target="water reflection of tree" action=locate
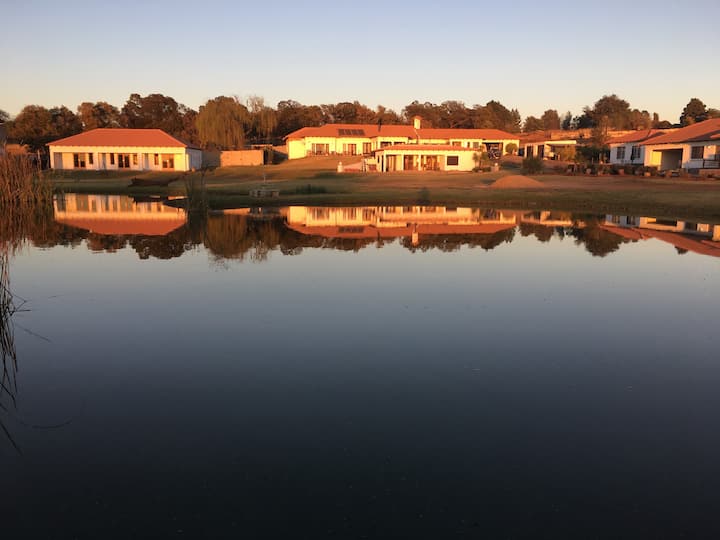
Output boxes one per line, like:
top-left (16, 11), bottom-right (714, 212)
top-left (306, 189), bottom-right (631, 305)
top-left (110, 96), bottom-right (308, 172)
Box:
top-left (569, 216), bottom-right (632, 257)
top-left (519, 223), bottom-right (555, 243)
top-left (401, 228), bottom-right (516, 253)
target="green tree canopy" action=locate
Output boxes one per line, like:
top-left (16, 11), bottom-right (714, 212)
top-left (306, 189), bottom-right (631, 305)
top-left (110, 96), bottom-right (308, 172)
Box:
top-left (196, 96), bottom-right (250, 150)
top-left (77, 101), bottom-right (120, 130)
top-left (680, 98), bottom-right (708, 126)
top-left (8, 105), bottom-right (81, 150)
top-left (119, 93), bottom-right (191, 138)
top-left (541, 109), bottom-right (561, 130)
top-left (523, 116), bottom-right (544, 132)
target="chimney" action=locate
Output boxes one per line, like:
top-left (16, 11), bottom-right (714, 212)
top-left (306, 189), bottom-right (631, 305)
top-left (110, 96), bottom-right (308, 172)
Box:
top-left (413, 115), bottom-right (422, 130)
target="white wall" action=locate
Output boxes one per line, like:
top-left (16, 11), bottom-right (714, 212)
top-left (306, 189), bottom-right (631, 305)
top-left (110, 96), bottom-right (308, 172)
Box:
top-left (48, 145), bottom-right (197, 171)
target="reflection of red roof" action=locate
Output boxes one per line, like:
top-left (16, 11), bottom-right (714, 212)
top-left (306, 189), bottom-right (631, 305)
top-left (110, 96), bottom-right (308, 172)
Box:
top-left (641, 229), bottom-right (720, 258)
top-left (600, 225), bottom-right (646, 241)
top-left (607, 129), bottom-right (669, 145)
top-left (640, 119), bottom-right (720, 145)
top-left (601, 225), bottom-right (720, 257)
top-left (287, 223), bottom-right (515, 239)
top-left (48, 128), bottom-right (195, 148)
top-left (55, 217), bottom-right (186, 236)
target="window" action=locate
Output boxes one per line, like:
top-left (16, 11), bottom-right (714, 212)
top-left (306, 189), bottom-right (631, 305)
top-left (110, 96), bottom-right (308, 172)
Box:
top-left (447, 155), bottom-right (459, 166)
top-left (110, 153), bottom-right (115, 165)
top-left (691, 146), bottom-right (704, 159)
top-left (154, 154), bottom-right (159, 166)
top-left (342, 143), bottom-right (357, 155)
top-left (451, 140), bottom-right (462, 147)
top-left (311, 143), bottom-right (329, 155)
top-left (161, 154), bottom-right (175, 169)
top-left (73, 154), bottom-right (86, 168)
top-left (362, 142), bottom-right (372, 154)
top-left (118, 154), bottom-right (131, 168)
top-left (630, 146), bottom-right (641, 160)
top-left (616, 147), bottom-right (626, 160)
top-left (132, 154), bottom-right (138, 165)
top-left (88, 153), bottom-right (94, 165)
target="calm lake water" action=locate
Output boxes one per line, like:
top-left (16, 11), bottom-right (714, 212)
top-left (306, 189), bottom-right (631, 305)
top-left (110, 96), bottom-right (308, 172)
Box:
top-left (2, 195), bottom-right (720, 538)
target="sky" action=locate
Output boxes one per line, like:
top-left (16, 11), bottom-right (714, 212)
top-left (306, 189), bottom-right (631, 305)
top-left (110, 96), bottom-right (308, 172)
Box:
top-left (2, 0), bottom-right (719, 123)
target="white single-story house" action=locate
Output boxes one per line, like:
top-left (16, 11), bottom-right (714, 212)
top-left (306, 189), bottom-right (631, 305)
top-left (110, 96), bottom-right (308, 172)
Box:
top-left (48, 128), bottom-right (202, 172)
top-left (285, 116), bottom-right (519, 165)
top-left (639, 119), bottom-right (720, 173)
top-left (518, 132), bottom-right (577, 160)
top-left (607, 129), bottom-right (670, 166)
top-left (375, 144), bottom-right (477, 172)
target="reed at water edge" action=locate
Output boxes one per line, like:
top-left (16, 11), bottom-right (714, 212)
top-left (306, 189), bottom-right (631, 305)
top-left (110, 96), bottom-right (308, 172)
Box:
top-left (0, 155), bottom-right (53, 452)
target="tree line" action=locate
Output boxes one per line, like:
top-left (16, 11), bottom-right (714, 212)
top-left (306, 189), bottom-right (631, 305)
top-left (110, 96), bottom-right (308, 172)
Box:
top-left (1, 94), bottom-right (717, 152)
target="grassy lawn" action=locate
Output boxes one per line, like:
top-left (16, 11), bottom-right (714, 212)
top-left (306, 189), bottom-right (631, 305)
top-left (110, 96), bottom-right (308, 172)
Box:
top-left (48, 156), bottom-right (720, 222)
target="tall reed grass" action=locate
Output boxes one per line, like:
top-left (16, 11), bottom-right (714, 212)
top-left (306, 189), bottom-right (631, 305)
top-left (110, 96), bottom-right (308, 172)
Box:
top-left (0, 155), bottom-right (53, 452)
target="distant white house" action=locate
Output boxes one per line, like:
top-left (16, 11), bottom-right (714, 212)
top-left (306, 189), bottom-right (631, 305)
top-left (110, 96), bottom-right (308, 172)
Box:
top-left (375, 144), bottom-right (477, 172)
top-left (285, 116), bottom-right (519, 167)
top-left (607, 129), bottom-right (670, 166)
top-left (638, 119), bottom-right (720, 173)
top-left (518, 131), bottom-right (577, 160)
top-left (48, 128), bottom-right (202, 172)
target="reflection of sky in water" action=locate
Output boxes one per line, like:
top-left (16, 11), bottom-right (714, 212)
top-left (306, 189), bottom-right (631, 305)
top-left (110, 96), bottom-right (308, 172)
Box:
top-left (3, 229), bottom-right (720, 537)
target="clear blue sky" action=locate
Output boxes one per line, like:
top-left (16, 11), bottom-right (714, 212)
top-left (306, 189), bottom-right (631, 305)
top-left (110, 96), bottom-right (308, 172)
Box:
top-left (2, 0), bottom-right (718, 123)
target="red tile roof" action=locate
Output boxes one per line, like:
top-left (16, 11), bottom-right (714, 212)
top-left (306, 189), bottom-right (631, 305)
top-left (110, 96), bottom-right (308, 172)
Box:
top-left (418, 128), bottom-right (518, 140)
top-left (640, 119), bottom-right (720, 146)
top-left (285, 124), bottom-right (519, 141)
top-left (286, 124), bottom-right (416, 139)
top-left (607, 129), bottom-right (671, 145)
top-left (48, 128), bottom-right (196, 148)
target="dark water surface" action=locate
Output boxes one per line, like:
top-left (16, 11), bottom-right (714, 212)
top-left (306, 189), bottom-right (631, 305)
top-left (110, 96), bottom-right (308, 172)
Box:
top-left (2, 198), bottom-right (720, 538)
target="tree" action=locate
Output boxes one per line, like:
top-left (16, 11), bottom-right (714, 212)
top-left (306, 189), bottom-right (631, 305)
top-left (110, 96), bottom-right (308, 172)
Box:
top-left (680, 98), bottom-right (708, 126)
top-left (523, 116), bottom-right (544, 132)
top-left (0, 109), bottom-right (9, 123)
top-left (120, 93), bottom-right (185, 136)
top-left (77, 101), bottom-right (120, 130)
top-left (275, 100), bottom-right (323, 137)
top-left (8, 104), bottom-right (81, 151)
top-left (589, 94), bottom-right (632, 130)
top-left (246, 96), bottom-right (278, 142)
top-left (196, 96), bottom-right (250, 150)
top-left (505, 142), bottom-right (518, 155)
top-left (541, 109), bottom-right (561, 131)
top-left (402, 101), bottom-right (442, 127)
top-left (485, 100), bottom-right (521, 133)
top-left (561, 111), bottom-right (574, 130)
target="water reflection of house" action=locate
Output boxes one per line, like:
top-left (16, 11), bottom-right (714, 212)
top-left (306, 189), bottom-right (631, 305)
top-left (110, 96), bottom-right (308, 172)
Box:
top-left (54, 194), bottom-right (187, 236)
top-left (603, 215), bottom-right (720, 257)
top-left (284, 206), bottom-right (519, 244)
top-left (517, 211), bottom-right (575, 228)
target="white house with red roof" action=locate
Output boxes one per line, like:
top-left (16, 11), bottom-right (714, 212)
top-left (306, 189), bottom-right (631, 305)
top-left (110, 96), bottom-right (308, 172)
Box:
top-left (607, 129), bottom-right (671, 166)
top-left (48, 128), bottom-right (202, 172)
top-left (285, 116), bottom-right (519, 168)
top-left (639, 119), bottom-right (720, 173)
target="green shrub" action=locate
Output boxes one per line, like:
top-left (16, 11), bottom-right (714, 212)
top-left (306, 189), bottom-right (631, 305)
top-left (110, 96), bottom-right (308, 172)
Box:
top-left (522, 157), bottom-right (543, 174)
top-left (505, 143), bottom-right (518, 155)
